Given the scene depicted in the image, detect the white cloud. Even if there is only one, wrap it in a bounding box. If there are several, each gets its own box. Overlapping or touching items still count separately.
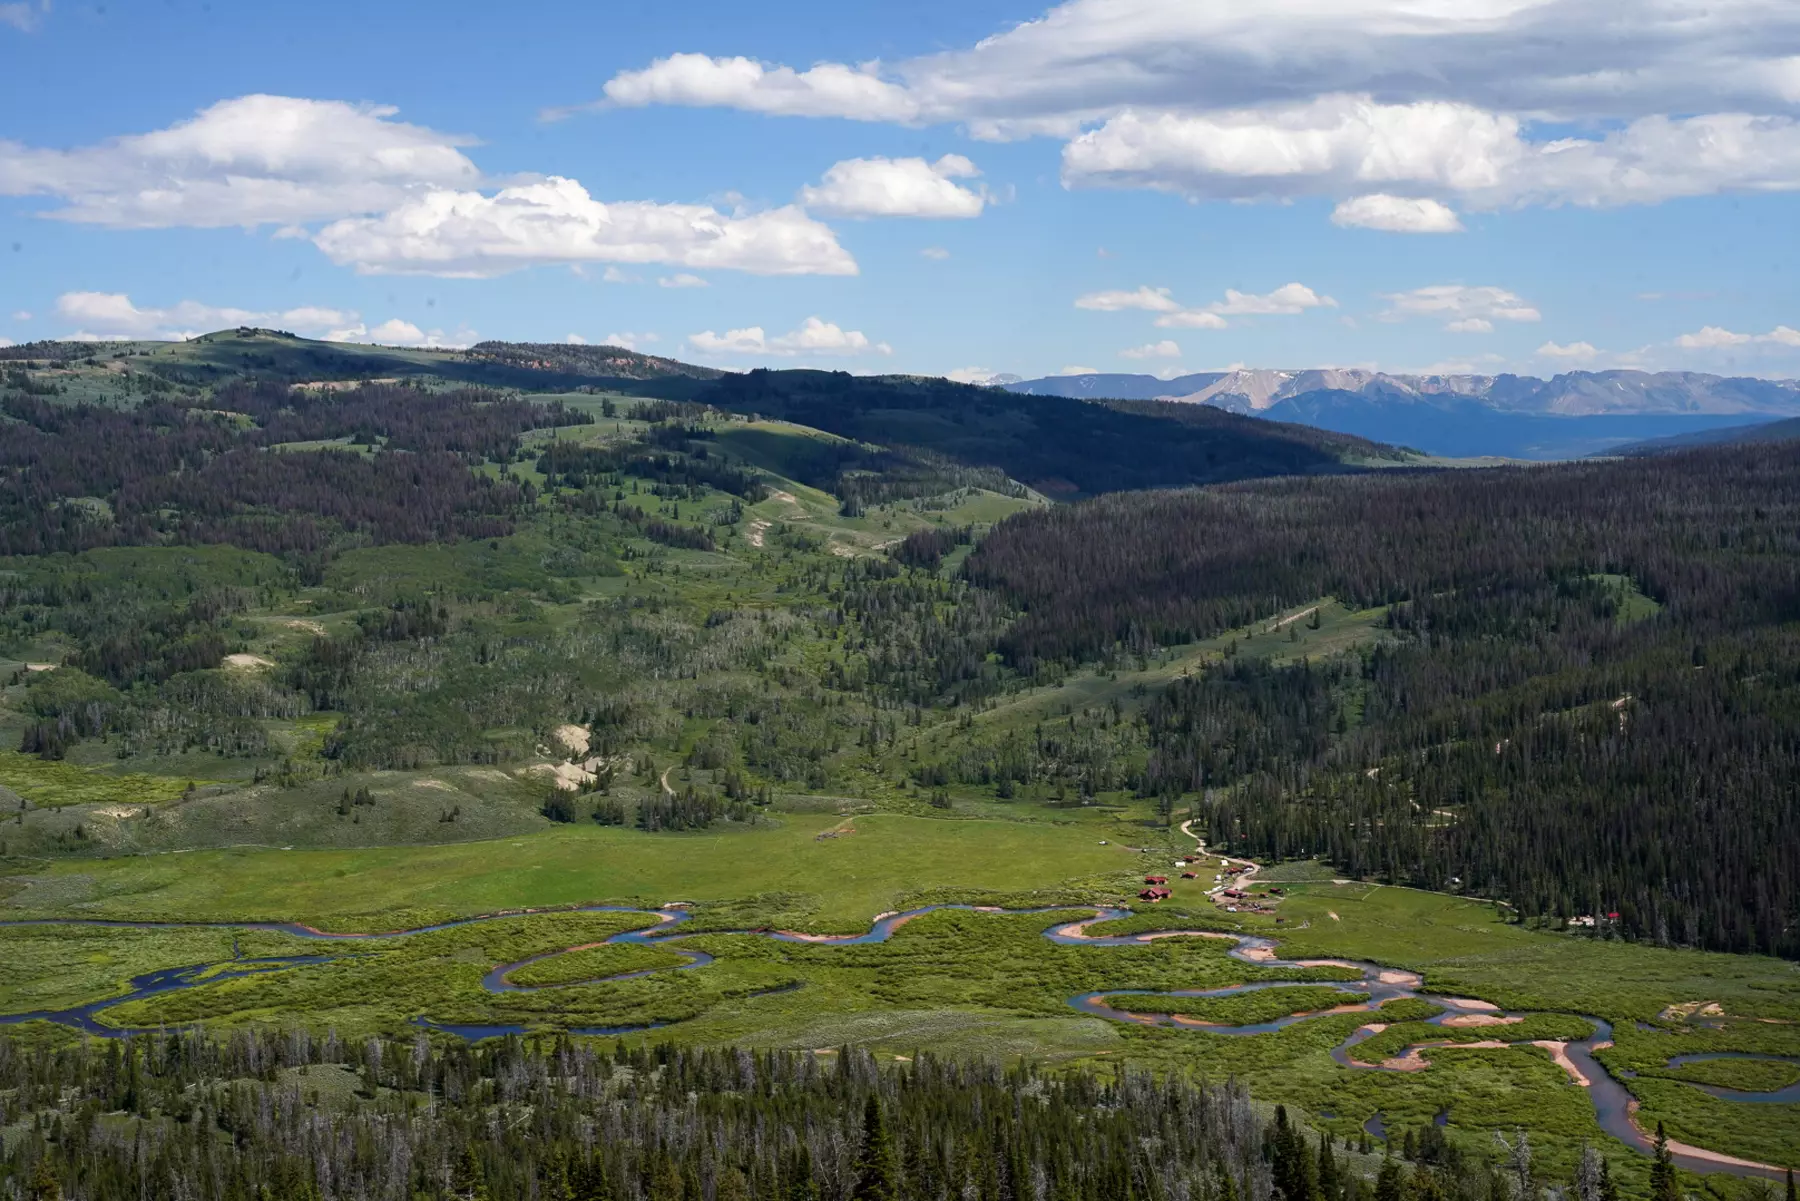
[601,331,660,350]
[0,95,479,229]
[1074,286,1179,313]
[54,291,363,341]
[592,54,919,122]
[1209,283,1336,316]
[1081,281,1331,329]
[1379,285,1541,329]
[1537,340,1601,360]
[589,2,1800,135]
[687,316,891,357]
[1120,339,1181,360]
[602,266,639,283]
[11,310,29,321]
[566,334,589,345]
[659,273,709,288]
[1053,365,1100,375]
[799,154,984,218]
[585,4,1800,218]
[1331,194,1464,233]
[312,176,857,278]
[0,1,45,33]
[920,246,951,260]
[0,337,12,348]
[1063,98,1800,210]
[944,366,999,384]
[1674,326,1752,349]
[0,94,859,282]
[1154,310,1230,330]
[1674,324,1800,349]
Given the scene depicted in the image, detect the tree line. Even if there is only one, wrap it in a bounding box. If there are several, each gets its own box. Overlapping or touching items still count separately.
[0,1028,1676,1201]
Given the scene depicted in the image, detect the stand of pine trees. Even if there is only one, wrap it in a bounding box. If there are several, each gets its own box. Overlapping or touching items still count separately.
[0,1030,1662,1201]
[967,443,1800,957]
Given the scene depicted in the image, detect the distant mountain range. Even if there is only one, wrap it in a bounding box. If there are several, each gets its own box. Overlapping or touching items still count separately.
[1006,369,1800,459]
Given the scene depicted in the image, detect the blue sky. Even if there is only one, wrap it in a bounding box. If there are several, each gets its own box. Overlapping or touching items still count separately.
[3,0,1798,381]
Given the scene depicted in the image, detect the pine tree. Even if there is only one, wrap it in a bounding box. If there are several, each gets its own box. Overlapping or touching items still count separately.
[1318,1134,1342,1201]
[1648,1125,1678,1201]
[853,1095,900,1201]
[1375,1157,1404,1201]
[28,1161,62,1201]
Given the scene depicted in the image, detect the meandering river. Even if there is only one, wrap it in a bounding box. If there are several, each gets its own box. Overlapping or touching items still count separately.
[3,904,1791,1180]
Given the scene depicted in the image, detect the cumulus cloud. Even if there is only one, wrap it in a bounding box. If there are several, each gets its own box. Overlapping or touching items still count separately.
[1079,281,1332,330]
[312,177,857,278]
[1537,340,1601,360]
[591,54,919,122]
[1074,286,1179,313]
[351,319,476,349]
[1378,285,1540,329]
[1066,98,1800,210]
[0,1,46,33]
[1152,283,1334,328]
[0,94,860,281]
[1675,324,1800,349]
[1053,365,1100,376]
[799,154,984,218]
[583,3,1800,217]
[659,273,709,288]
[11,310,30,321]
[0,95,479,228]
[602,266,639,283]
[1210,283,1335,316]
[1331,194,1464,233]
[687,316,891,358]
[921,246,951,260]
[589,1,1800,131]
[1154,310,1229,330]
[54,291,363,341]
[600,331,659,350]
[1120,339,1181,360]
[944,366,1000,384]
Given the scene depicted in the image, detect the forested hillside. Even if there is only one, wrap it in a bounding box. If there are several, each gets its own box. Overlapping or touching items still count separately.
[700,370,1410,497]
[965,444,1800,956]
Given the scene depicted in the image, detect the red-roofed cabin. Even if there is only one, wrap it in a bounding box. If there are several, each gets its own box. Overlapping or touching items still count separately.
[1139,885,1172,902]
[1223,888,1247,898]
[1144,875,1169,885]
[1181,872,1198,879]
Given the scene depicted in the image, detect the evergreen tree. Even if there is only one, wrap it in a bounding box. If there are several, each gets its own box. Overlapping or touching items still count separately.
[1375,1157,1405,1201]
[853,1095,900,1201]
[1648,1124,1679,1201]
[28,1161,62,1201]
[1318,1134,1342,1201]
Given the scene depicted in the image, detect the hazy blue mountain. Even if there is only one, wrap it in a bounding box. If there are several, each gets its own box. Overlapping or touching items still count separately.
[1004,368,1800,458]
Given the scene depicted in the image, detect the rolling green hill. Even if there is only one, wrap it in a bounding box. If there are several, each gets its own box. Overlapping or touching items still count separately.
[696,369,1415,498]
[0,328,714,403]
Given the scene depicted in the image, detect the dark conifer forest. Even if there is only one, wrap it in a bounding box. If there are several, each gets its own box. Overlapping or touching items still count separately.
[964,444,1800,956]
[0,1028,1551,1201]
[0,384,583,556]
